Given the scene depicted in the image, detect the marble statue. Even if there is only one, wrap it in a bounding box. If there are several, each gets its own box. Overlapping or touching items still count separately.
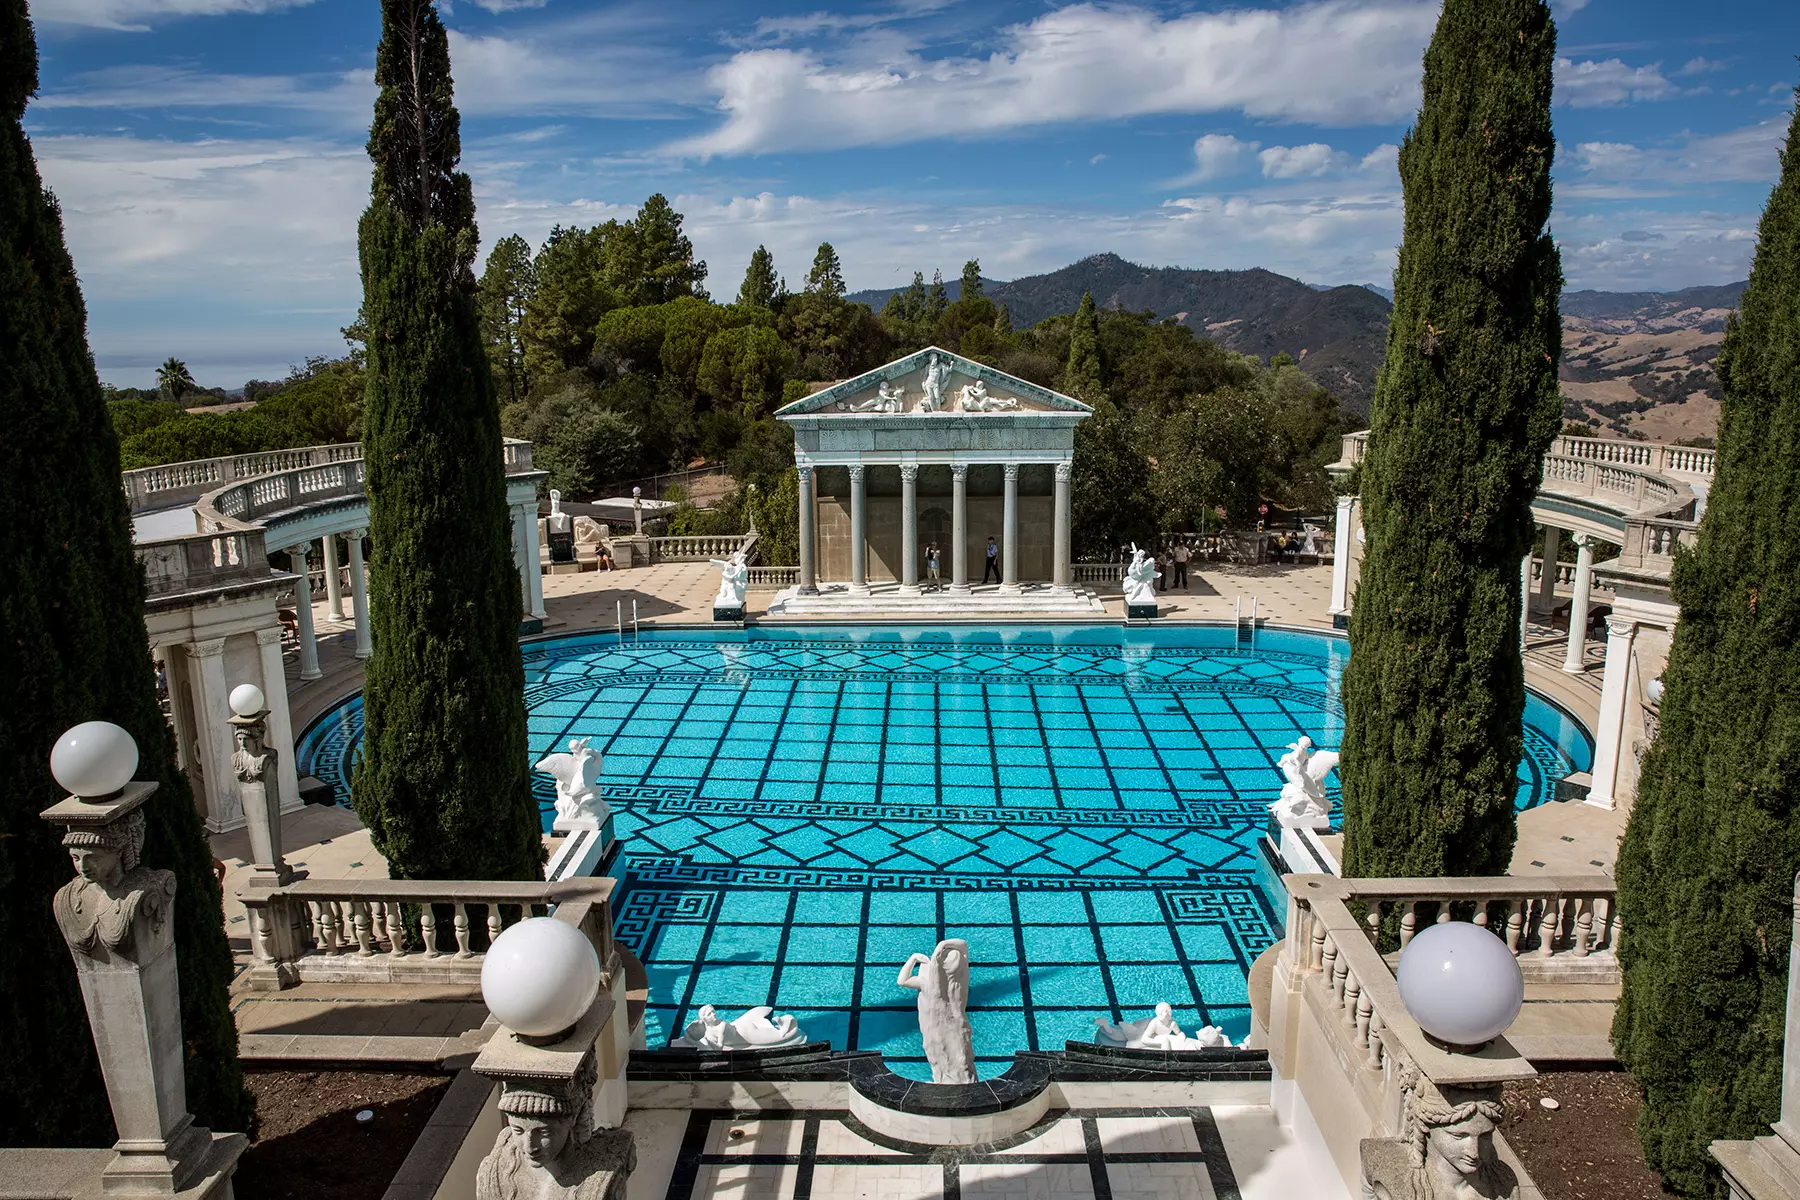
[1361,1082,1518,1200]
[842,380,904,414]
[547,489,572,535]
[535,737,607,826]
[1123,545,1161,606]
[1267,736,1338,828]
[1301,523,1323,556]
[477,1059,636,1200]
[711,548,750,609]
[53,809,175,962]
[958,379,1019,412]
[920,353,951,413]
[1096,1003,1235,1050]
[669,1004,808,1050]
[898,938,976,1084]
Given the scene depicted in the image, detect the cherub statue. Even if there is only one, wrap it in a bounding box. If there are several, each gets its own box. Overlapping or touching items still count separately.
[711,547,749,609]
[669,1004,808,1050]
[920,353,951,412]
[1267,735,1339,828]
[1123,544,1160,606]
[534,737,607,825]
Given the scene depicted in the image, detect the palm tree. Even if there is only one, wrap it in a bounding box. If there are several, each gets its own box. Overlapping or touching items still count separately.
[156,356,195,402]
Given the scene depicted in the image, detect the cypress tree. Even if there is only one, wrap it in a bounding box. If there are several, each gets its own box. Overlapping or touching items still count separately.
[1612,96,1800,1196]
[351,0,543,882]
[738,244,778,310]
[1065,292,1104,404]
[1338,0,1562,878]
[0,0,249,1142]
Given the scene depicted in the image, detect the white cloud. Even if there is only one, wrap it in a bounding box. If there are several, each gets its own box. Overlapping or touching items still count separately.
[1555,57,1676,107]
[441,26,705,117]
[669,0,1438,157]
[1678,57,1730,77]
[1551,0,1591,15]
[1567,119,1786,187]
[1258,143,1350,179]
[1189,134,1259,182]
[32,0,317,31]
[32,65,374,123]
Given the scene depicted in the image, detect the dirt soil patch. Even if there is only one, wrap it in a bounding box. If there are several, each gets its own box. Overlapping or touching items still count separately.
[236,1068,451,1200]
[1503,1070,1668,1200]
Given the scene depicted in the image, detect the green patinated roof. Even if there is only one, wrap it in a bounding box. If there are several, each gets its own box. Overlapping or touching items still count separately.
[774,346,1091,418]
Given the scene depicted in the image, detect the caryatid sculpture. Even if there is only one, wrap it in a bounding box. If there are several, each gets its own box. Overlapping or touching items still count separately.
[1361,1080,1519,1200]
[898,938,975,1084]
[54,808,174,962]
[477,1059,636,1200]
[534,737,608,826]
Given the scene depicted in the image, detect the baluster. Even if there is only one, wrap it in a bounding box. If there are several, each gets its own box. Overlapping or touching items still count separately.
[249,908,275,963]
[1364,1010,1385,1070]
[371,902,388,948]
[1575,897,1594,957]
[353,902,375,956]
[1342,969,1362,1032]
[1399,902,1418,950]
[1598,896,1616,952]
[487,906,503,946]
[1472,897,1490,931]
[387,902,407,957]
[1354,987,1373,1050]
[454,904,473,958]
[421,904,439,957]
[1310,915,1327,973]
[1506,901,1525,955]
[1330,942,1348,1003]
[1541,896,1561,957]
[1436,902,1452,924]
[1321,934,1339,997]
[1365,901,1383,948]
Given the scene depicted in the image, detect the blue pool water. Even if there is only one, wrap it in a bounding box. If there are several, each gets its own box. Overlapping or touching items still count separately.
[298,624,1592,1079]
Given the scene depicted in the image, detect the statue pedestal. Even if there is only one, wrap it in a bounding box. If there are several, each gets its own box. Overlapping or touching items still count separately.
[714,604,745,622]
[1127,602,1158,619]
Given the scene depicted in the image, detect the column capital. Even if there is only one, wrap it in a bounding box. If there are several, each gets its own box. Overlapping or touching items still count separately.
[951,464,968,481]
[290,542,310,564]
[191,638,227,659]
[847,463,865,483]
[796,464,813,483]
[1605,615,1637,638]
[254,626,284,647]
[1572,531,1593,548]
[1054,461,1072,483]
[1003,462,1019,481]
[350,527,367,540]
[899,464,918,484]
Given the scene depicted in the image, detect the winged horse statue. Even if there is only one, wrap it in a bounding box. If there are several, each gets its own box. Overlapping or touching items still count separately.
[534,736,608,825]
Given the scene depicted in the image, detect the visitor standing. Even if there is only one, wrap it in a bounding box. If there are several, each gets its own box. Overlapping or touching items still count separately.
[983,535,1001,585]
[1172,541,1190,590]
[926,543,941,590]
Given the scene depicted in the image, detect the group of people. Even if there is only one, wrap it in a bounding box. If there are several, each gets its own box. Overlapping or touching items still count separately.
[912,534,1006,590]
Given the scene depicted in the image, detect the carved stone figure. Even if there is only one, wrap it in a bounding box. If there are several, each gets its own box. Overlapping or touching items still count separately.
[232,723,271,784]
[1123,545,1161,606]
[52,809,175,962]
[1096,1003,1235,1050]
[547,489,572,535]
[711,548,750,609]
[1301,523,1323,556]
[898,938,975,1084]
[841,380,904,413]
[534,737,607,825]
[958,379,1019,412]
[920,353,951,412]
[1268,735,1339,828]
[477,1060,636,1200]
[669,1004,808,1049]
[1361,1083,1518,1200]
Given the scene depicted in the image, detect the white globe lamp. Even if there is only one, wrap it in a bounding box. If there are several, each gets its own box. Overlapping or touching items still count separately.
[480,917,601,1041]
[50,721,139,799]
[229,683,267,717]
[1395,921,1524,1049]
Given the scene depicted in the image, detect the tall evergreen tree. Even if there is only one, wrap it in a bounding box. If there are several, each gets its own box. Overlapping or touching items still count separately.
[805,242,845,300]
[926,269,948,318]
[993,302,1013,336]
[478,233,535,405]
[628,193,707,305]
[1338,0,1562,878]
[0,0,249,1143]
[1064,291,1104,404]
[351,0,543,883]
[1612,96,1800,1197]
[959,259,984,301]
[737,244,779,310]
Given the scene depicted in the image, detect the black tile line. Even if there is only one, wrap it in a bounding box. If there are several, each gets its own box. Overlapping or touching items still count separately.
[1082,1115,1116,1200]
[660,1108,716,1200]
[1082,888,1126,1026]
[1009,888,1037,1051]
[792,1115,820,1200]
[766,888,801,1016]
[1189,1108,1245,1200]
[845,886,872,1053]
[943,1159,961,1200]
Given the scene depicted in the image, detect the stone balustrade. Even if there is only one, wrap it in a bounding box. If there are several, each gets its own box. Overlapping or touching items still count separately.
[136,528,278,600]
[1338,430,1714,482]
[237,876,617,990]
[647,533,758,562]
[1309,876,1620,971]
[747,565,800,588]
[1072,562,1119,584]
[122,442,363,514]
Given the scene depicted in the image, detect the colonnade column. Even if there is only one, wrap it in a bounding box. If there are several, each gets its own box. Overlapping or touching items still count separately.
[848,465,869,595]
[1052,460,1072,589]
[1536,525,1561,613]
[291,542,321,681]
[1563,533,1596,673]
[322,533,345,621]
[518,504,547,620]
[899,464,920,596]
[1586,615,1638,809]
[513,504,533,615]
[190,637,241,829]
[950,465,969,594]
[796,466,818,594]
[347,528,372,659]
[1328,494,1355,618]
[1000,463,1020,594]
[1520,554,1533,650]
[255,626,301,813]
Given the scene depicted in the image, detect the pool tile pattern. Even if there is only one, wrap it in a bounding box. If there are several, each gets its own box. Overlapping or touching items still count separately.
[298,627,1592,1080]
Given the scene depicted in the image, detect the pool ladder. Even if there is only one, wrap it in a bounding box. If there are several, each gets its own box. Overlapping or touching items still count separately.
[616,600,640,644]
[1234,595,1259,641]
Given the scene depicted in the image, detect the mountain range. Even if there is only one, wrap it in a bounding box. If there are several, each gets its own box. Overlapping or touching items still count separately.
[850,253,1745,436]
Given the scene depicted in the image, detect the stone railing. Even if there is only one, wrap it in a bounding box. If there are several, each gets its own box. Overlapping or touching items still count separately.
[1552,434,1715,480]
[1073,562,1121,584]
[1529,557,1616,598]
[122,443,362,514]
[136,528,279,601]
[1612,515,1700,578]
[237,876,616,990]
[647,533,757,562]
[748,565,799,588]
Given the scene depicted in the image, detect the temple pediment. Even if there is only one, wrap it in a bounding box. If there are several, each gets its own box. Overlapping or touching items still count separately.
[775,348,1090,418]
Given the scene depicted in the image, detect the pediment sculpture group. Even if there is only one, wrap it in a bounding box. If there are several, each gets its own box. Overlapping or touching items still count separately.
[837,352,1022,415]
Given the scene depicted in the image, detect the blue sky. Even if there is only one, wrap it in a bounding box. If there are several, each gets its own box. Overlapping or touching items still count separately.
[23,0,1798,388]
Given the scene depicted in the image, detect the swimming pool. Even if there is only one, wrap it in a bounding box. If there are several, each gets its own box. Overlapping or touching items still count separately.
[298,624,1592,1079]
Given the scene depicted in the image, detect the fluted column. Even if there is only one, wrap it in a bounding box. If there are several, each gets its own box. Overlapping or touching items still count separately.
[291,542,321,681]
[1000,462,1020,594]
[1536,525,1561,613]
[347,528,372,659]
[513,504,533,613]
[322,533,345,620]
[1052,460,1072,589]
[848,464,868,595]
[1328,495,1355,617]
[950,465,969,594]
[1563,533,1596,673]
[796,465,817,594]
[190,638,241,830]
[1586,615,1638,809]
[1519,554,1532,650]
[524,507,547,620]
[899,464,920,596]
[255,626,301,814]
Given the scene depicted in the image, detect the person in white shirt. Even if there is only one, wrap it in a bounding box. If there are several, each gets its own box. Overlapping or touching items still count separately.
[1171,541,1191,589]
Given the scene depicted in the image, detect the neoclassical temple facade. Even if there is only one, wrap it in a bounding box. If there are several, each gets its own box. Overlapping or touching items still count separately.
[776,348,1091,597]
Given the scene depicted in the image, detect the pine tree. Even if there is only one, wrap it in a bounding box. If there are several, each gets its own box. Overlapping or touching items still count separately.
[959,259,984,301]
[994,303,1013,336]
[351,0,543,883]
[902,271,927,323]
[738,244,778,310]
[629,193,707,305]
[478,233,535,405]
[926,269,948,318]
[0,0,249,1142]
[1338,0,1562,879]
[1612,95,1800,1197]
[805,242,844,300]
[1064,292,1105,404]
